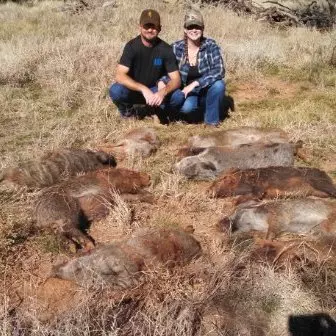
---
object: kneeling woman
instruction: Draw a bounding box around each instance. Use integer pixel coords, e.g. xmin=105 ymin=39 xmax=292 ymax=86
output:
xmin=163 ymin=9 xmax=225 ymax=126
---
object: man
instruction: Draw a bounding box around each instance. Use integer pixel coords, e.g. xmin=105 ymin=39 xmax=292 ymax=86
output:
xmin=109 ymin=9 xmax=184 ymax=122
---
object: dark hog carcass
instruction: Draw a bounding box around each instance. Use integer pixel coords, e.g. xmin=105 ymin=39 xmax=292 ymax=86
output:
xmin=208 ymin=166 xmax=336 ymax=201
xmin=0 ymin=148 xmax=116 ymax=189
xmin=35 ymin=168 xmax=153 ymax=250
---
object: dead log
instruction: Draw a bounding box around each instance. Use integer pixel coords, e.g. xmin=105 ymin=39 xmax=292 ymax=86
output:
xmin=200 ymin=0 xmax=336 ymax=29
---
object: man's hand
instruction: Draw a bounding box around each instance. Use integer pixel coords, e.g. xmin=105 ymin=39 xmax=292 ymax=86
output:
xmin=151 ymin=89 xmax=166 ymax=106
xmin=151 ymin=81 xmax=167 ymax=106
xmin=141 ymin=87 xmax=157 ymax=106
xmin=142 ymin=87 xmax=166 ymax=106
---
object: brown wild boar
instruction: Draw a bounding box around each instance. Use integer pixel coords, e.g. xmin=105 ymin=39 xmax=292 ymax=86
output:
xmin=52 ymin=227 xmax=202 ymax=288
xmin=98 ymin=127 xmax=160 ymax=160
xmin=35 ymin=168 xmax=152 ymax=249
xmin=174 ymin=143 xmax=295 ymax=180
xmin=0 ymin=149 xmax=116 ymax=189
xmin=208 ymin=166 xmax=336 ymax=200
xmin=218 ymin=199 xmax=336 ymax=237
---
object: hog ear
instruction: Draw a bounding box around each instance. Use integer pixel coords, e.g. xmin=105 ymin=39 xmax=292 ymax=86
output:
xmin=95 ymin=151 xmax=117 ymax=167
xmin=292 ymin=139 xmax=304 ymax=149
xmin=217 ymin=168 xmax=240 ymax=179
xmin=50 ymin=262 xmax=65 ymax=278
xmin=226 ymin=168 xmax=240 ymax=174
xmin=191 ymin=147 xmax=207 ymax=155
xmin=217 ymin=217 xmax=232 ymax=233
xmin=200 ymin=161 xmax=216 ymax=171
xmin=184 ymin=225 xmax=195 ymax=234
xmin=206 ymin=185 xmax=217 ymax=198
xmin=176 ymin=147 xmax=191 ymax=159
xmin=199 ymin=161 xmax=218 ymax=180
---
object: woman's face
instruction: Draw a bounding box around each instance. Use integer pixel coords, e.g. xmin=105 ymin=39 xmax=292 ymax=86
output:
xmin=184 ymin=25 xmax=203 ymax=42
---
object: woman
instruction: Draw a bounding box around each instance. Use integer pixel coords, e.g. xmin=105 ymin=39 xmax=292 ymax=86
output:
xmin=161 ymin=9 xmax=226 ymax=126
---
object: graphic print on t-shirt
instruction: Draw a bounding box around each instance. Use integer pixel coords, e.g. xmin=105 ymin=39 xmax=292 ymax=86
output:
xmin=153 ymin=57 xmax=163 ymax=67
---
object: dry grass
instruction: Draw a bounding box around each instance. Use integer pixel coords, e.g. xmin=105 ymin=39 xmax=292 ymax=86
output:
xmin=1 ymin=241 xmax=329 ymax=335
xmin=1 ymin=0 xmax=336 ymax=335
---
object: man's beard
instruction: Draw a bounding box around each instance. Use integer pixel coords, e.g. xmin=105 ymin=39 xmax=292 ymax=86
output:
xmin=142 ymin=34 xmax=158 ymax=44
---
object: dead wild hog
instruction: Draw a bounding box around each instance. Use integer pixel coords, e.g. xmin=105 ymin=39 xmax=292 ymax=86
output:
xmin=35 ymin=189 xmax=95 ymax=250
xmin=73 ymin=168 xmax=153 ymax=220
xmin=123 ymin=127 xmax=159 ymax=146
xmin=218 ymin=199 xmax=336 ymax=237
xmin=98 ymin=127 xmax=160 ymax=160
xmin=187 ymin=126 xmax=289 ymax=149
xmin=208 ymin=166 xmax=336 ymax=200
xmin=35 ymin=168 xmax=152 ymax=249
xmin=67 ymin=167 xmax=152 ymax=196
xmin=251 ymin=237 xmax=336 ymax=267
xmin=52 ymin=227 xmax=202 ymax=288
xmin=0 ymin=149 xmax=116 ymax=189
xmin=174 ymin=143 xmax=295 ymax=180
xmin=176 ymin=126 xmax=306 ymax=162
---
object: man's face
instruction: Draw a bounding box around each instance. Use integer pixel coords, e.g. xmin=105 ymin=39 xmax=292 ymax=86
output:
xmin=140 ymin=23 xmax=161 ymax=42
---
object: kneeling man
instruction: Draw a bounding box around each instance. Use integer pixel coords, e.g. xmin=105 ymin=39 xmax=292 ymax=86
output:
xmin=109 ymin=9 xmax=184 ymax=122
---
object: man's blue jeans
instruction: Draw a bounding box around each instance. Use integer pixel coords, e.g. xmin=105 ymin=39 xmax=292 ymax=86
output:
xmin=109 ymin=83 xmax=185 ymax=118
xmin=180 ymin=80 xmax=226 ymax=125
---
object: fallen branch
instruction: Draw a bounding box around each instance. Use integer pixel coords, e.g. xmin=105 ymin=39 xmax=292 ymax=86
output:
xmin=200 ymin=0 xmax=336 ymax=29
xmin=263 ymin=0 xmax=292 ymax=12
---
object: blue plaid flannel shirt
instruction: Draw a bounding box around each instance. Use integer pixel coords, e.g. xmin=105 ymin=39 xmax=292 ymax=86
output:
xmin=161 ymin=37 xmax=225 ymax=91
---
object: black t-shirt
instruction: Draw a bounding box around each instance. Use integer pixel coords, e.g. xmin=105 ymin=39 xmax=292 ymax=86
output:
xmin=186 ymin=65 xmax=201 ymax=85
xmin=119 ymin=36 xmax=178 ymax=88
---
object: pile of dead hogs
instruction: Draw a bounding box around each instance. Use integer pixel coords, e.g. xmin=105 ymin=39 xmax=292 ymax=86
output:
xmin=1 ymin=126 xmax=336 ymax=335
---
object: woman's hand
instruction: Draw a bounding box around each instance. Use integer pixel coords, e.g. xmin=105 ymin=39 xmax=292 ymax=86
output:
xmin=157 ymin=80 xmax=166 ymax=91
xmin=182 ymin=81 xmax=199 ymax=98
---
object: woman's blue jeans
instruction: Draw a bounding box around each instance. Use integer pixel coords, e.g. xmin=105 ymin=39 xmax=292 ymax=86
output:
xmin=180 ymin=80 xmax=226 ymax=125
xmin=109 ymin=83 xmax=185 ymax=118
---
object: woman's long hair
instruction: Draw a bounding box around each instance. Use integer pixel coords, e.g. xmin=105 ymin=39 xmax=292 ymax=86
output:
xmin=181 ymin=30 xmax=204 ymax=67
xmin=179 ymin=32 xmax=189 ymax=67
